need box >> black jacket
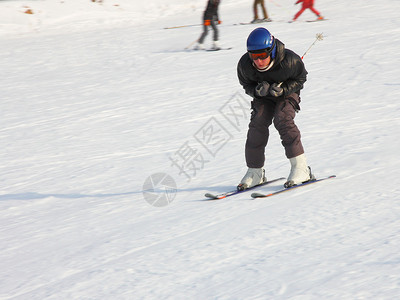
[237,39,307,101]
[203,0,220,21]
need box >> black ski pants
[245,93,304,168]
[198,20,218,43]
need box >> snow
[1,0,400,298]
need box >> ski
[287,19,328,23]
[234,19,272,26]
[306,18,328,23]
[251,175,336,198]
[187,47,232,52]
[204,177,285,200]
[206,47,232,51]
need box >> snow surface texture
[1,0,400,299]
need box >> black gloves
[255,82,270,97]
[255,82,284,98]
[269,83,284,97]
[255,81,300,112]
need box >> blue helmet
[247,27,277,59]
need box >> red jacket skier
[293,0,323,22]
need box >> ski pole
[184,39,199,50]
[164,24,202,30]
[301,33,324,59]
[268,0,282,7]
[275,34,323,91]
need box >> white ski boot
[211,40,221,50]
[237,167,266,191]
[194,42,204,50]
[284,153,314,188]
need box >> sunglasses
[248,51,270,60]
[248,39,275,61]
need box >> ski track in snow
[1,0,400,299]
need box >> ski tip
[251,192,269,198]
[204,193,217,199]
[204,193,226,200]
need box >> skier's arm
[237,61,257,98]
[281,57,307,96]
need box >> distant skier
[237,27,313,190]
[292,0,323,22]
[251,0,271,23]
[194,0,221,50]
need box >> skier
[292,0,323,22]
[237,27,313,190]
[194,0,221,50]
[251,0,271,23]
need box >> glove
[269,83,284,97]
[255,82,270,97]
[204,19,211,26]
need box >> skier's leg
[211,20,218,41]
[310,7,322,17]
[245,100,274,168]
[273,94,311,186]
[195,25,209,49]
[273,95,304,158]
[253,0,259,20]
[260,0,269,19]
[198,25,209,44]
[239,101,273,190]
[293,7,306,20]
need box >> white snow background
[1,0,400,299]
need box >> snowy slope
[1,0,400,299]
